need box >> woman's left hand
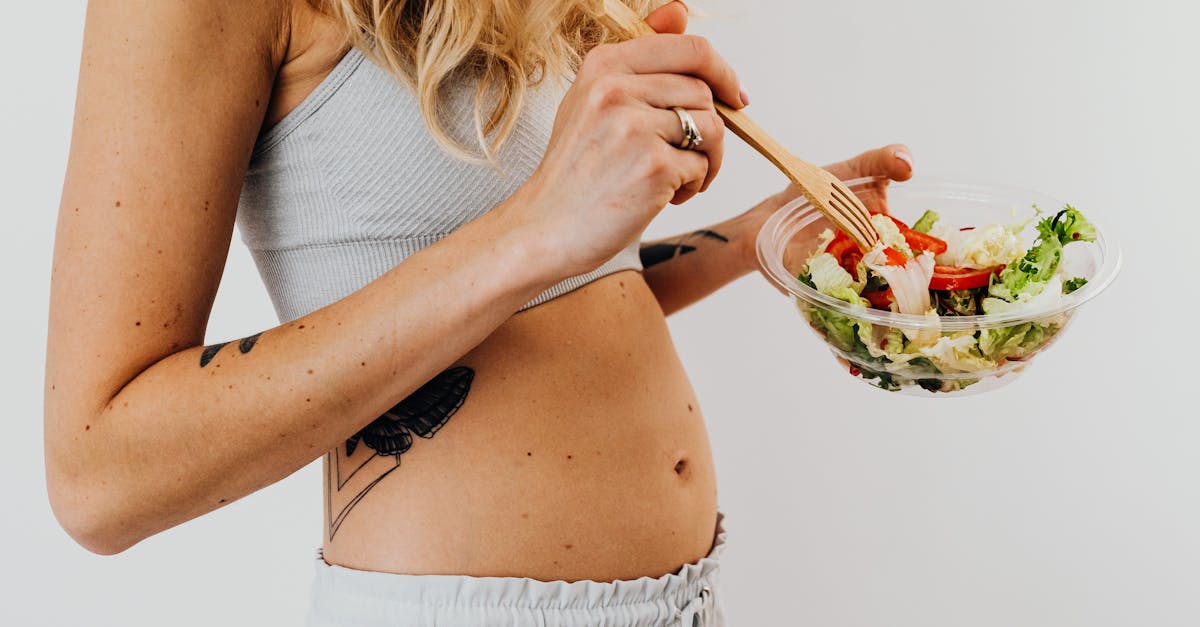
[735,144,915,271]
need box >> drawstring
[678,586,712,627]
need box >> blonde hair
[319,0,664,160]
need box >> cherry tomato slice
[884,214,948,254]
[882,247,908,266]
[903,229,948,255]
[864,289,894,310]
[929,265,1004,291]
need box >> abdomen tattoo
[324,366,474,540]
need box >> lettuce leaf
[807,253,863,295]
[1063,277,1088,294]
[918,333,997,373]
[1037,205,1097,245]
[870,214,913,258]
[912,210,940,234]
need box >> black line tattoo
[694,229,730,243]
[199,342,228,367]
[199,333,263,367]
[640,243,695,268]
[639,229,729,269]
[325,366,474,540]
[238,333,261,354]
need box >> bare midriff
[320,272,718,582]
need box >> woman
[44,0,911,624]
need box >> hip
[306,513,728,627]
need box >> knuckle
[587,75,626,111]
[638,149,671,180]
[616,116,642,142]
[704,109,724,135]
[684,35,714,63]
[687,77,713,104]
[584,44,615,72]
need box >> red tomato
[882,247,908,266]
[826,232,864,278]
[903,230,948,255]
[884,215,948,254]
[864,289,894,310]
[929,265,1004,291]
[825,233,858,259]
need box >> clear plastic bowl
[756,177,1121,396]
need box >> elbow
[46,470,140,556]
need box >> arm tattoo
[639,229,729,269]
[198,332,263,367]
[325,366,474,540]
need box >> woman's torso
[252,4,717,582]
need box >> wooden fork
[591,0,880,250]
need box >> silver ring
[670,106,704,151]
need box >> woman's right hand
[505,28,748,278]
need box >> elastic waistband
[306,514,726,626]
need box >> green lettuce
[1038,205,1097,245]
[912,210,940,234]
[1063,277,1088,293]
[807,253,863,296]
[989,205,1098,303]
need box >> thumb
[644,1,689,34]
[860,144,915,182]
[825,144,914,182]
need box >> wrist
[731,189,794,274]
[481,190,565,294]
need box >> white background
[2,1,1197,625]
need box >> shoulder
[80,0,294,75]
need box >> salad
[797,204,1099,392]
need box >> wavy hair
[318,0,663,160]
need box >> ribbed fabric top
[236,47,642,323]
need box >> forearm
[47,207,555,554]
[641,190,792,315]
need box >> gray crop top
[236,47,643,323]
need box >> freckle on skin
[114,200,121,207]
[521,513,529,519]
[526,452,532,457]
[219,498,227,503]
[85,425,90,431]
[564,544,573,550]
[307,369,314,375]
[361,362,366,367]
[687,404,693,412]
[134,321,141,326]
[306,398,311,403]
[566,454,573,460]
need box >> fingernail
[739,89,751,107]
[675,0,690,12]
[893,149,913,169]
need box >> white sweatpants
[305,514,727,627]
